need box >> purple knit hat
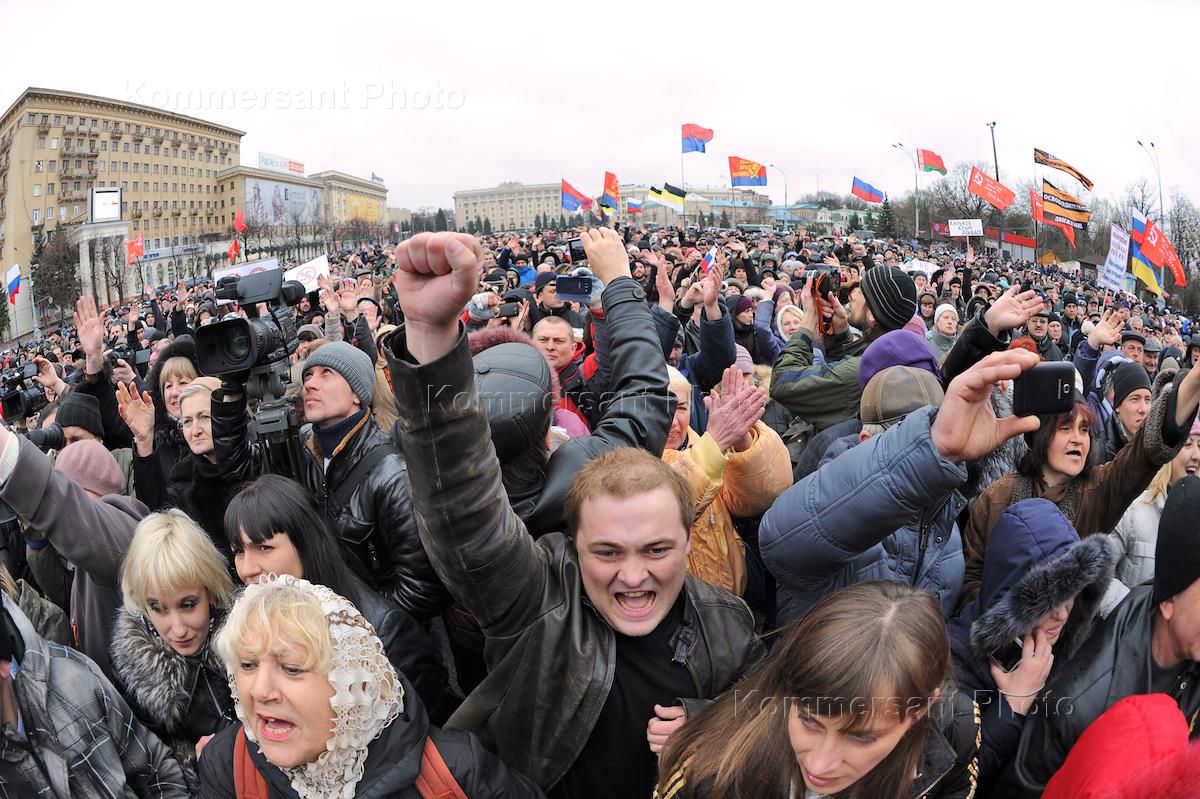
[858,330,941,392]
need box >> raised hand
[655,261,676,313]
[703,365,767,452]
[1087,308,1124,350]
[930,349,1041,463]
[116,380,156,456]
[580,228,631,285]
[392,232,487,362]
[984,285,1042,337]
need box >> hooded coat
[196,672,543,799]
[143,334,199,481]
[948,499,1113,784]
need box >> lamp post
[769,163,789,227]
[893,143,918,239]
[1137,140,1166,286]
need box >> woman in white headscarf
[197,575,542,799]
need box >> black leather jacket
[996,585,1200,796]
[386,283,764,790]
[211,392,449,624]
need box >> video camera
[195,269,306,382]
[0,362,46,423]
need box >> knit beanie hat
[55,440,123,497]
[1111,360,1151,409]
[56,393,104,439]
[1153,476,1200,603]
[860,266,918,332]
[534,272,556,296]
[934,303,959,325]
[733,345,755,376]
[734,295,754,315]
[302,342,375,408]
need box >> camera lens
[226,330,251,362]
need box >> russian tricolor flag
[5,265,19,306]
[699,246,718,274]
[626,197,643,214]
[851,178,884,204]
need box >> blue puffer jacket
[947,499,1111,787]
[759,407,967,625]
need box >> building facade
[0,87,244,336]
[309,170,387,225]
[454,181,562,232]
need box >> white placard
[948,218,984,237]
[905,259,937,276]
[284,254,329,292]
[212,258,280,284]
[90,186,122,223]
[1100,224,1130,293]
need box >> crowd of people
[0,221,1197,798]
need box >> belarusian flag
[917,148,947,175]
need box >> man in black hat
[1061,291,1082,341]
[532,271,584,328]
[1121,330,1146,365]
[1001,477,1200,796]
[1024,308,1065,361]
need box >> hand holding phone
[1012,362,1076,418]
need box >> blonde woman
[111,509,237,789]
[198,575,543,798]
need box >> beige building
[455,181,563,232]
[309,170,387,225]
[0,87,244,336]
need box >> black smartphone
[1013,362,1076,418]
[496,302,521,318]
[566,238,587,264]
[988,637,1026,673]
[134,349,153,366]
[556,275,593,303]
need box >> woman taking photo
[224,474,458,724]
[111,509,238,788]
[198,575,542,798]
[656,581,980,799]
[960,357,1200,606]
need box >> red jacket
[1043,693,1200,799]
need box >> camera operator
[212,332,448,624]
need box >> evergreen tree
[864,211,875,229]
[877,197,897,238]
[474,215,483,234]
[435,209,448,232]
[849,211,862,231]
[466,218,477,235]
[534,213,543,230]
[719,210,730,228]
[482,217,492,235]
[559,213,567,229]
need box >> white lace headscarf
[222,575,403,799]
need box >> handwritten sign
[948,219,983,237]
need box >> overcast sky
[2,0,1194,212]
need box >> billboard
[90,186,122,223]
[245,177,321,225]
[258,151,305,175]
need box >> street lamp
[986,122,999,180]
[893,143,918,239]
[1137,140,1166,286]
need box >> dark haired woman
[959,355,1200,606]
[224,473,459,723]
[656,581,980,799]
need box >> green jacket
[769,326,868,432]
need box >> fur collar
[109,607,225,737]
[969,535,1113,661]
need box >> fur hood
[961,387,1028,500]
[109,607,227,738]
[950,498,1113,676]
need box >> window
[53,115,61,126]
[98,161,105,172]
[47,182,54,194]
[34,160,43,172]
[74,160,81,169]
[25,113,34,125]
[101,141,107,151]
[32,184,41,197]
[72,205,79,217]
[133,181,139,191]
[32,209,40,224]
[133,143,140,154]
[154,146,160,155]
[123,142,130,152]
[74,181,80,190]
[123,162,129,172]
[121,181,127,190]
[59,206,66,219]
[121,202,128,212]
[47,160,55,172]
[40,114,48,124]
[133,163,139,173]
[66,116,73,125]
[102,120,109,130]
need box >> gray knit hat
[302,342,375,407]
[861,265,918,332]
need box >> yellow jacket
[662,421,793,595]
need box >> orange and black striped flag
[1042,180,1091,230]
[1034,149,1093,191]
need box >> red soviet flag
[1142,220,1186,285]
[227,238,240,261]
[234,209,247,232]
[968,166,1016,211]
[125,233,144,264]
